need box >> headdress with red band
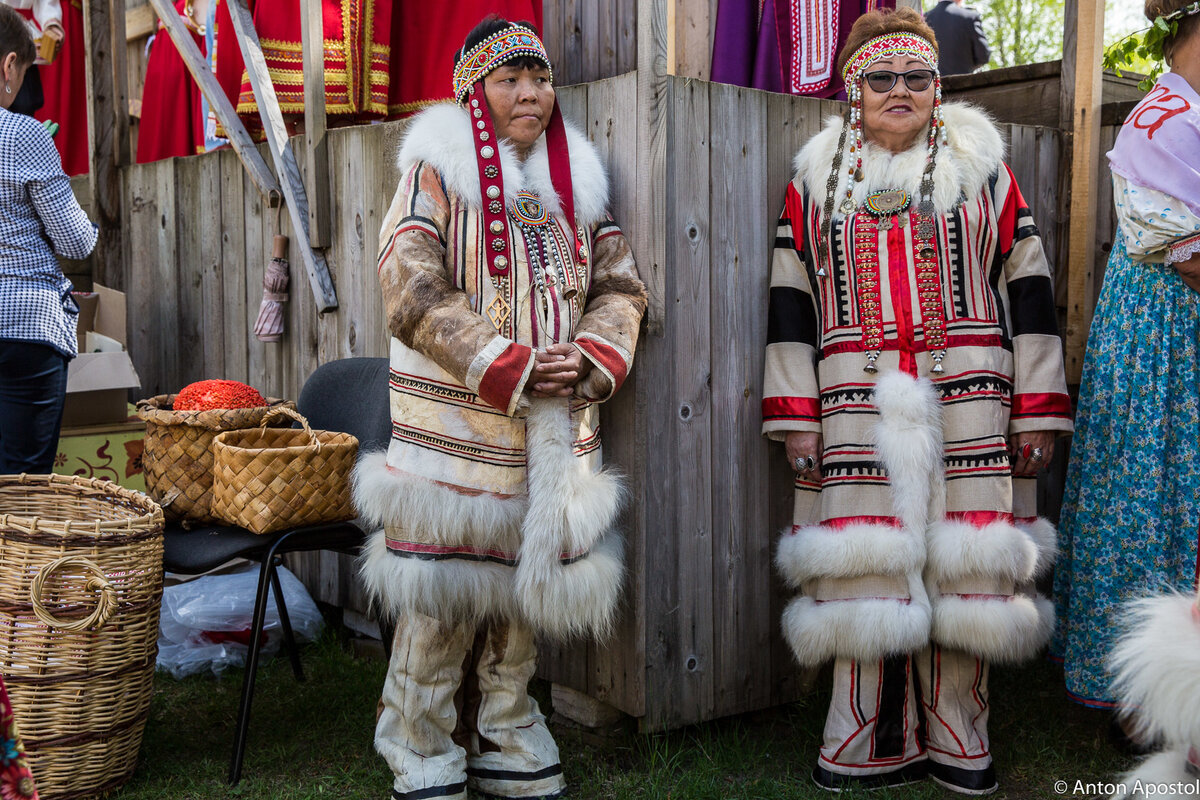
[453,23,586,281]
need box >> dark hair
[454,15,547,74]
[1145,0,1200,65]
[0,5,36,70]
[836,7,940,78]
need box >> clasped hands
[525,342,593,398]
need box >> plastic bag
[156,563,324,679]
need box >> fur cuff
[352,452,526,548]
[1111,749,1195,799]
[1110,594,1200,747]
[775,522,925,589]
[930,593,1053,663]
[925,519,1040,584]
[781,574,932,666]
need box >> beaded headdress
[452,22,587,321]
[452,25,553,104]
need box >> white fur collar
[792,102,1004,216]
[396,102,610,229]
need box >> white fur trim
[781,574,932,666]
[358,528,518,625]
[924,519,1039,584]
[1111,750,1195,799]
[352,452,525,548]
[517,398,626,639]
[793,102,1005,216]
[1110,594,1200,748]
[1017,516,1059,577]
[871,370,944,531]
[775,522,925,588]
[931,593,1054,664]
[397,103,609,228]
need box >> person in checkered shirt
[0,3,96,475]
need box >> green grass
[109,624,1134,800]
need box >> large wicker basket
[137,395,294,524]
[0,474,164,800]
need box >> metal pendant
[840,198,857,214]
[878,217,892,232]
[486,294,511,332]
[816,266,828,278]
[897,212,909,228]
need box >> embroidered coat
[763,103,1072,666]
[355,104,646,639]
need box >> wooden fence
[116,73,1070,730]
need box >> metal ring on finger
[1031,447,1044,462]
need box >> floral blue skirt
[1053,232,1200,707]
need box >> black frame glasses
[863,69,935,94]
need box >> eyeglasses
[863,69,935,93]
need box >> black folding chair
[161,357,390,785]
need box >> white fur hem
[931,593,1054,663]
[781,585,932,666]
[352,452,525,548]
[1112,750,1195,799]
[358,529,518,624]
[1110,594,1200,747]
[871,370,945,532]
[925,519,1039,584]
[775,522,925,588]
[397,103,609,229]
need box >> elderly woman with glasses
[762,8,1070,794]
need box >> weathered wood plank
[174,156,205,385]
[708,80,773,717]
[219,148,249,384]
[124,162,163,394]
[300,0,330,248]
[670,0,713,80]
[152,158,181,392]
[199,153,227,378]
[84,0,130,289]
[586,72,644,717]
[659,76,715,727]
[1062,0,1106,384]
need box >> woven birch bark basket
[211,407,359,535]
[136,395,294,524]
[0,474,163,799]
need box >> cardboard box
[63,285,141,428]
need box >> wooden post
[1060,0,1105,384]
[83,0,130,289]
[226,0,339,312]
[143,0,281,202]
[300,0,330,247]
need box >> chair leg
[270,559,305,682]
[227,551,277,786]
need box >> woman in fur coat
[354,16,646,800]
[761,8,1071,794]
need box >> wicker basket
[136,395,294,524]
[211,407,359,535]
[0,474,164,800]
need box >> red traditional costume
[385,1,541,117]
[232,0,391,138]
[136,0,205,163]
